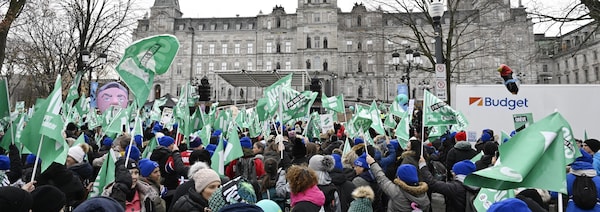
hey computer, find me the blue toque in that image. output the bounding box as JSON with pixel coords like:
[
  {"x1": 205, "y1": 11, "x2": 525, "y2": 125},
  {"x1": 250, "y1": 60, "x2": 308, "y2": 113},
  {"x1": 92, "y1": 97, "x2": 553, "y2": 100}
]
[
  {"x1": 158, "y1": 136, "x2": 175, "y2": 147},
  {"x1": 134, "y1": 135, "x2": 143, "y2": 147},
  {"x1": 354, "y1": 137, "x2": 364, "y2": 145},
  {"x1": 0, "y1": 155, "x2": 9, "y2": 170},
  {"x1": 487, "y1": 198, "x2": 531, "y2": 212},
  {"x1": 102, "y1": 137, "x2": 113, "y2": 147},
  {"x1": 152, "y1": 122, "x2": 163, "y2": 133},
  {"x1": 212, "y1": 129, "x2": 222, "y2": 137},
  {"x1": 206, "y1": 144, "x2": 217, "y2": 156},
  {"x1": 397, "y1": 164, "x2": 419, "y2": 185},
  {"x1": 138, "y1": 158, "x2": 159, "y2": 178},
  {"x1": 125, "y1": 145, "x2": 141, "y2": 160},
  {"x1": 332, "y1": 154, "x2": 343, "y2": 171},
  {"x1": 240, "y1": 136, "x2": 252, "y2": 149},
  {"x1": 452, "y1": 160, "x2": 476, "y2": 175},
  {"x1": 481, "y1": 132, "x2": 492, "y2": 142},
  {"x1": 26, "y1": 154, "x2": 39, "y2": 165},
  {"x1": 353, "y1": 153, "x2": 369, "y2": 169},
  {"x1": 189, "y1": 137, "x2": 202, "y2": 148}
]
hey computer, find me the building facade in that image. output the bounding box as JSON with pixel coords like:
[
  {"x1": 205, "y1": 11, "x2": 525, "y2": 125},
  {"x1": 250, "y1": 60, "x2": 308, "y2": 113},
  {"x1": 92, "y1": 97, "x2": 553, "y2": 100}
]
[
  {"x1": 534, "y1": 21, "x2": 600, "y2": 85},
  {"x1": 134, "y1": 0, "x2": 536, "y2": 104}
]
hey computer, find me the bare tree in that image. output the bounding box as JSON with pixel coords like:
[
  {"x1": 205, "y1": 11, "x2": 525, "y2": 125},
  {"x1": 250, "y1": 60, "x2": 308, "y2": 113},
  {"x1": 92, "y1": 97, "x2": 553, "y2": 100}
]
[
  {"x1": 4, "y1": 0, "x2": 141, "y2": 104},
  {"x1": 0, "y1": 0, "x2": 27, "y2": 73},
  {"x1": 365, "y1": 0, "x2": 534, "y2": 102}
]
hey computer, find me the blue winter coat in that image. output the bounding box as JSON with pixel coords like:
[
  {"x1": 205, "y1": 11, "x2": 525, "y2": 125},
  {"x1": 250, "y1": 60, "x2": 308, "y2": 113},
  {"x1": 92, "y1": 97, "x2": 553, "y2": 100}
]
[{"x1": 566, "y1": 161, "x2": 600, "y2": 212}]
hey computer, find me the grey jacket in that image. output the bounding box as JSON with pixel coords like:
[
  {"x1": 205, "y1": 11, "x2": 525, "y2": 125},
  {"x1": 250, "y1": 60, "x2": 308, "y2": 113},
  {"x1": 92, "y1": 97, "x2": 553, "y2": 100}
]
[{"x1": 371, "y1": 163, "x2": 431, "y2": 212}]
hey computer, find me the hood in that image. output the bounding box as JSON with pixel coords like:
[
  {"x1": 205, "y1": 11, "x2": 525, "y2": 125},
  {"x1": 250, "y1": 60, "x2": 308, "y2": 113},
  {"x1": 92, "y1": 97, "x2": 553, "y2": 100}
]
[
  {"x1": 290, "y1": 185, "x2": 326, "y2": 207},
  {"x1": 395, "y1": 180, "x2": 430, "y2": 207},
  {"x1": 358, "y1": 170, "x2": 375, "y2": 182},
  {"x1": 68, "y1": 162, "x2": 94, "y2": 179},
  {"x1": 149, "y1": 146, "x2": 170, "y2": 160},
  {"x1": 329, "y1": 169, "x2": 348, "y2": 185},
  {"x1": 315, "y1": 170, "x2": 332, "y2": 185},
  {"x1": 454, "y1": 141, "x2": 473, "y2": 150}
]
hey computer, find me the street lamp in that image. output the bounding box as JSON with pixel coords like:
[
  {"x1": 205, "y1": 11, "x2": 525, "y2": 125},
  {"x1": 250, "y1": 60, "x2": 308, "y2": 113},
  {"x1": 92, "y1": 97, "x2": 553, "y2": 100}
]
[
  {"x1": 80, "y1": 49, "x2": 108, "y2": 95},
  {"x1": 403, "y1": 47, "x2": 422, "y2": 99},
  {"x1": 429, "y1": 0, "x2": 448, "y2": 103}
]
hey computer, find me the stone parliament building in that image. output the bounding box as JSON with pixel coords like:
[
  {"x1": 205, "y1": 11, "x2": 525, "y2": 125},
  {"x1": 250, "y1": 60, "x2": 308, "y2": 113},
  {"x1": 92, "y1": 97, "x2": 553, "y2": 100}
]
[{"x1": 134, "y1": 0, "x2": 536, "y2": 104}]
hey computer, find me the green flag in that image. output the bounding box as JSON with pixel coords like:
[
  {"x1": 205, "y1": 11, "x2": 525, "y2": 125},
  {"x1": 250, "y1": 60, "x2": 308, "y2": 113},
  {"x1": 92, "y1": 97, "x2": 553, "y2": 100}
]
[
  {"x1": 64, "y1": 72, "x2": 83, "y2": 108},
  {"x1": 0, "y1": 114, "x2": 24, "y2": 150},
  {"x1": 500, "y1": 131, "x2": 511, "y2": 143},
  {"x1": 395, "y1": 111, "x2": 411, "y2": 148},
  {"x1": 234, "y1": 108, "x2": 249, "y2": 129},
  {"x1": 198, "y1": 124, "x2": 212, "y2": 147},
  {"x1": 384, "y1": 114, "x2": 397, "y2": 130},
  {"x1": 142, "y1": 136, "x2": 158, "y2": 158},
  {"x1": 428, "y1": 125, "x2": 446, "y2": 141},
  {"x1": 104, "y1": 105, "x2": 133, "y2": 136},
  {"x1": 212, "y1": 109, "x2": 231, "y2": 133},
  {"x1": 369, "y1": 101, "x2": 385, "y2": 135},
  {"x1": 389, "y1": 98, "x2": 405, "y2": 118},
  {"x1": 474, "y1": 188, "x2": 515, "y2": 211},
  {"x1": 115, "y1": 35, "x2": 180, "y2": 106},
  {"x1": 464, "y1": 112, "x2": 580, "y2": 194},
  {"x1": 351, "y1": 105, "x2": 372, "y2": 133},
  {"x1": 263, "y1": 74, "x2": 292, "y2": 116},
  {"x1": 89, "y1": 150, "x2": 116, "y2": 198},
  {"x1": 211, "y1": 135, "x2": 226, "y2": 176},
  {"x1": 322, "y1": 93, "x2": 345, "y2": 113},
  {"x1": 191, "y1": 107, "x2": 206, "y2": 132},
  {"x1": 21, "y1": 75, "x2": 68, "y2": 172},
  {"x1": 0, "y1": 78, "x2": 10, "y2": 121},
  {"x1": 342, "y1": 137, "x2": 352, "y2": 156},
  {"x1": 470, "y1": 151, "x2": 483, "y2": 162},
  {"x1": 224, "y1": 124, "x2": 243, "y2": 164},
  {"x1": 150, "y1": 97, "x2": 167, "y2": 121},
  {"x1": 247, "y1": 109, "x2": 262, "y2": 138},
  {"x1": 282, "y1": 91, "x2": 318, "y2": 124},
  {"x1": 452, "y1": 111, "x2": 470, "y2": 131},
  {"x1": 423, "y1": 90, "x2": 459, "y2": 126}
]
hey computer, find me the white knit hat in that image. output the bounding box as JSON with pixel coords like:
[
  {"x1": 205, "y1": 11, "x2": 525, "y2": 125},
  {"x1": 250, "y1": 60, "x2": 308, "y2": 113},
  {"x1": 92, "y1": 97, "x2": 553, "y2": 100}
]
[
  {"x1": 193, "y1": 169, "x2": 221, "y2": 192},
  {"x1": 68, "y1": 145, "x2": 86, "y2": 163}
]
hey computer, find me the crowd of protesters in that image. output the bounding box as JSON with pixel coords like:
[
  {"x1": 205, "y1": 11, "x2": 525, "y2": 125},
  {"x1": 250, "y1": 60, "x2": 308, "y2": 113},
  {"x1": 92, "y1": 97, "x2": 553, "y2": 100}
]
[{"x1": 0, "y1": 112, "x2": 598, "y2": 212}]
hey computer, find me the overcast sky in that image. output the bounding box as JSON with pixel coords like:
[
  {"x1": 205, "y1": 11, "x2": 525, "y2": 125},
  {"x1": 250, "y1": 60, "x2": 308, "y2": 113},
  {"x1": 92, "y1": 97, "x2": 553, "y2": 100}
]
[{"x1": 137, "y1": 0, "x2": 581, "y2": 36}]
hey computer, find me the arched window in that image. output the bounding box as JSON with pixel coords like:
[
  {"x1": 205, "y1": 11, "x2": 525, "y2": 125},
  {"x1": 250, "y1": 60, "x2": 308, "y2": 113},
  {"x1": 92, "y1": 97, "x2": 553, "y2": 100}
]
[
  {"x1": 323, "y1": 37, "x2": 328, "y2": 48},
  {"x1": 154, "y1": 84, "x2": 161, "y2": 99},
  {"x1": 323, "y1": 60, "x2": 328, "y2": 71},
  {"x1": 276, "y1": 42, "x2": 281, "y2": 53},
  {"x1": 357, "y1": 16, "x2": 362, "y2": 26},
  {"x1": 228, "y1": 88, "x2": 232, "y2": 100},
  {"x1": 307, "y1": 36, "x2": 311, "y2": 48},
  {"x1": 240, "y1": 89, "x2": 245, "y2": 99},
  {"x1": 306, "y1": 59, "x2": 312, "y2": 69},
  {"x1": 357, "y1": 42, "x2": 362, "y2": 51},
  {"x1": 314, "y1": 36, "x2": 320, "y2": 48},
  {"x1": 358, "y1": 86, "x2": 363, "y2": 97},
  {"x1": 276, "y1": 17, "x2": 281, "y2": 28},
  {"x1": 276, "y1": 62, "x2": 281, "y2": 69},
  {"x1": 358, "y1": 61, "x2": 362, "y2": 72}
]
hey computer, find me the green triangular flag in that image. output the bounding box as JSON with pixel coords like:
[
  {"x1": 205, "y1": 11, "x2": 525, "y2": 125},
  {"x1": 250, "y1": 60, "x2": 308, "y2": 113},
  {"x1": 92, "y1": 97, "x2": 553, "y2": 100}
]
[
  {"x1": 88, "y1": 150, "x2": 116, "y2": 198},
  {"x1": 142, "y1": 136, "x2": 158, "y2": 159},
  {"x1": 423, "y1": 90, "x2": 459, "y2": 126},
  {"x1": 211, "y1": 135, "x2": 226, "y2": 176},
  {"x1": 224, "y1": 124, "x2": 243, "y2": 164}
]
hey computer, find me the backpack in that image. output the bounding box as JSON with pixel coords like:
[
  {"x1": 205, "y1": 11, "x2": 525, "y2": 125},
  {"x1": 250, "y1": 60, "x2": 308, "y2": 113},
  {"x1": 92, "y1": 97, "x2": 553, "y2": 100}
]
[
  {"x1": 430, "y1": 160, "x2": 448, "y2": 181},
  {"x1": 572, "y1": 175, "x2": 598, "y2": 210},
  {"x1": 235, "y1": 157, "x2": 257, "y2": 182},
  {"x1": 463, "y1": 185, "x2": 478, "y2": 212},
  {"x1": 318, "y1": 184, "x2": 341, "y2": 212}
]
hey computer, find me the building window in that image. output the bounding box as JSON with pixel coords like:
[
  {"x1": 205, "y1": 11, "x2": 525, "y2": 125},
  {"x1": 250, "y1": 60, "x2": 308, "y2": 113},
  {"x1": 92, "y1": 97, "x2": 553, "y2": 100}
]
[
  {"x1": 222, "y1": 44, "x2": 228, "y2": 54},
  {"x1": 307, "y1": 37, "x2": 311, "y2": 48},
  {"x1": 323, "y1": 60, "x2": 328, "y2": 71},
  {"x1": 266, "y1": 42, "x2": 272, "y2": 53},
  {"x1": 347, "y1": 57, "x2": 352, "y2": 72},
  {"x1": 176, "y1": 84, "x2": 181, "y2": 96},
  {"x1": 387, "y1": 40, "x2": 394, "y2": 50},
  {"x1": 267, "y1": 21, "x2": 272, "y2": 29},
  {"x1": 276, "y1": 17, "x2": 281, "y2": 28},
  {"x1": 248, "y1": 43, "x2": 253, "y2": 54},
  {"x1": 584, "y1": 54, "x2": 588, "y2": 64},
  {"x1": 313, "y1": 13, "x2": 320, "y2": 22},
  {"x1": 358, "y1": 61, "x2": 362, "y2": 72},
  {"x1": 542, "y1": 64, "x2": 548, "y2": 73},
  {"x1": 314, "y1": 36, "x2": 320, "y2": 48},
  {"x1": 367, "y1": 40, "x2": 373, "y2": 51},
  {"x1": 323, "y1": 38, "x2": 328, "y2": 48},
  {"x1": 565, "y1": 60, "x2": 569, "y2": 69},
  {"x1": 197, "y1": 44, "x2": 202, "y2": 54},
  {"x1": 248, "y1": 23, "x2": 254, "y2": 29},
  {"x1": 357, "y1": 42, "x2": 362, "y2": 51},
  {"x1": 594, "y1": 51, "x2": 598, "y2": 60},
  {"x1": 276, "y1": 42, "x2": 281, "y2": 53},
  {"x1": 574, "y1": 56, "x2": 578, "y2": 66},
  {"x1": 196, "y1": 62, "x2": 202, "y2": 75},
  {"x1": 566, "y1": 74, "x2": 570, "y2": 84},
  {"x1": 346, "y1": 41, "x2": 352, "y2": 51},
  {"x1": 198, "y1": 24, "x2": 204, "y2": 30},
  {"x1": 276, "y1": 62, "x2": 281, "y2": 69},
  {"x1": 209, "y1": 62, "x2": 214, "y2": 71},
  {"x1": 595, "y1": 66, "x2": 600, "y2": 81},
  {"x1": 234, "y1": 62, "x2": 240, "y2": 69},
  {"x1": 209, "y1": 44, "x2": 215, "y2": 54},
  {"x1": 306, "y1": 59, "x2": 311, "y2": 69},
  {"x1": 266, "y1": 61, "x2": 272, "y2": 70},
  {"x1": 223, "y1": 24, "x2": 229, "y2": 30},
  {"x1": 221, "y1": 62, "x2": 227, "y2": 70},
  {"x1": 285, "y1": 42, "x2": 291, "y2": 52},
  {"x1": 176, "y1": 62, "x2": 182, "y2": 74},
  {"x1": 154, "y1": 84, "x2": 161, "y2": 99},
  {"x1": 211, "y1": 24, "x2": 216, "y2": 30},
  {"x1": 236, "y1": 23, "x2": 241, "y2": 30},
  {"x1": 358, "y1": 86, "x2": 363, "y2": 97},
  {"x1": 584, "y1": 69, "x2": 589, "y2": 83},
  {"x1": 367, "y1": 59, "x2": 374, "y2": 72},
  {"x1": 357, "y1": 16, "x2": 362, "y2": 26},
  {"x1": 247, "y1": 61, "x2": 253, "y2": 70},
  {"x1": 575, "y1": 71, "x2": 579, "y2": 83},
  {"x1": 235, "y1": 43, "x2": 240, "y2": 54},
  {"x1": 285, "y1": 61, "x2": 291, "y2": 70}
]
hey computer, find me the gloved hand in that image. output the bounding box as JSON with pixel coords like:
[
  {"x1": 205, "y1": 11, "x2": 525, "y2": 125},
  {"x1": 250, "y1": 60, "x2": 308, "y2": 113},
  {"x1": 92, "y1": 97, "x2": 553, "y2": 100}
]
[{"x1": 114, "y1": 158, "x2": 132, "y2": 188}]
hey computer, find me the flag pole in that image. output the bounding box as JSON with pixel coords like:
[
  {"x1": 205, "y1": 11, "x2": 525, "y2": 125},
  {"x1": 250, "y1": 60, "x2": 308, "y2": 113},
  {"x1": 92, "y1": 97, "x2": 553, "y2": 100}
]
[
  {"x1": 421, "y1": 89, "x2": 426, "y2": 157},
  {"x1": 4, "y1": 77, "x2": 15, "y2": 146},
  {"x1": 30, "y1": 136, "x2": 44, "y2": 182},
  {"x1": 124, "y1": 104, "x2": 139, "y2": 166},
  {"x1": 558, "y1": 194, "x2": 563, "y2": 212}
]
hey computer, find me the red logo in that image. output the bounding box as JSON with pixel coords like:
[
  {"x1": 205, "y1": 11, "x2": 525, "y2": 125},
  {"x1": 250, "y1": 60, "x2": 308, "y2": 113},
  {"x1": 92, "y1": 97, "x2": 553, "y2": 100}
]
[{"x1": 469, "y1": 97, "x2": 483, "y2": 106}]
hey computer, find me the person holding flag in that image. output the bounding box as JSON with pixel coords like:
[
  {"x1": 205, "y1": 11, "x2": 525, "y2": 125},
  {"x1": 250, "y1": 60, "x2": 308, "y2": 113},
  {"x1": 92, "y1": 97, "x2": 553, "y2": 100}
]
[{"x1": 150, "y1": 136, "x2": 189, "y2": 207}]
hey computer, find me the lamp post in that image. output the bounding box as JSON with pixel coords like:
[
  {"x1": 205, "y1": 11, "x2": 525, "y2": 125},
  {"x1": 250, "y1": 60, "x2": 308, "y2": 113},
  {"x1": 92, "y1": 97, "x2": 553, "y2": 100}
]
[
  {"x1": 402, "y1": 47, "x2": 422, "y2": 99},
  {"x1": 80, "y1": 49, "x2": 107, "y2": 94},
  {"x1": 392, "y1": 52, "x2": 400, "y2": 100},
  {"x1": 429, "y1": 0, "x2": 448, "y2": 104}
]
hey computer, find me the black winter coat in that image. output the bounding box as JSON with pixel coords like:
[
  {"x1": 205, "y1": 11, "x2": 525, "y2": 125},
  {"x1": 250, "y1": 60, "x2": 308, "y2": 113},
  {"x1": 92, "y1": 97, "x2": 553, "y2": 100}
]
[
  {"x1": 150, "y1": 146, "x2": 189, "y2": 190},
  {"x1": 420, "y1": 166, "x2": 478, "y2": 212},
  {"x1": 330, "y1": 169, "x2": 356, "y2": 212},
  {"x1": 171, "y1": 187, "x2": 210, "y2": 212}
]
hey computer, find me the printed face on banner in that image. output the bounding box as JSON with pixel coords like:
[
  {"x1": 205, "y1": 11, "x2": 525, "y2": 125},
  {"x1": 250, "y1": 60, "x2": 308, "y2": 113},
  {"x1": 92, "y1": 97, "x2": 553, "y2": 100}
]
[{"x1": 97, "y1": 82, "x2": 129, "y2": 113}]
